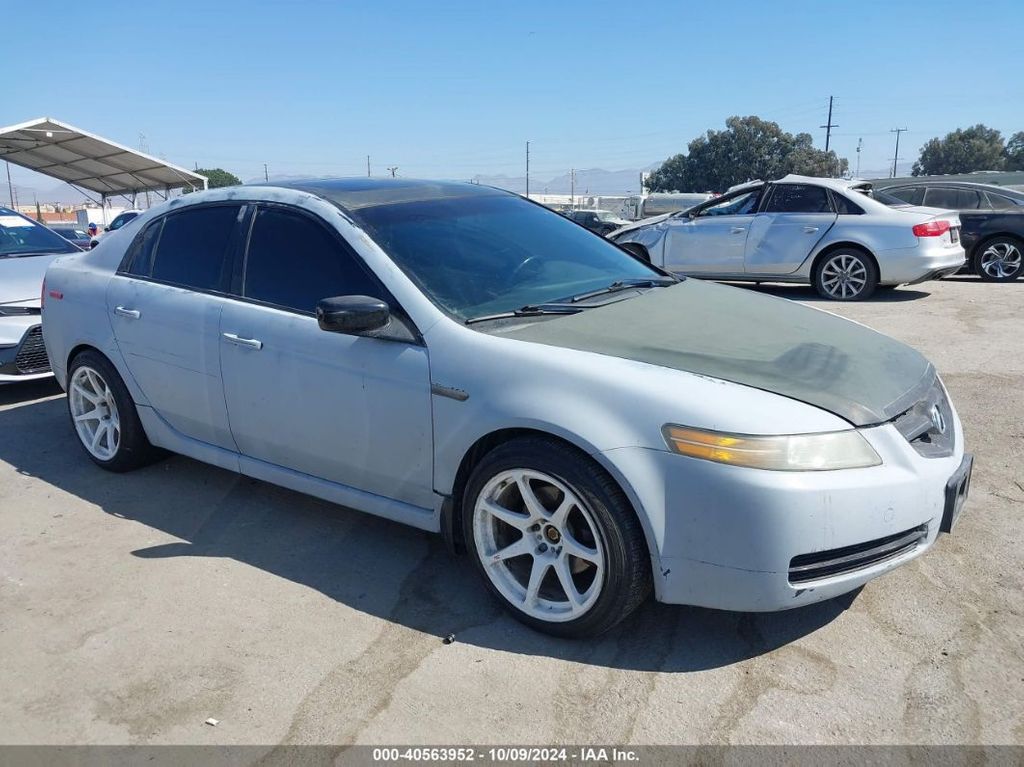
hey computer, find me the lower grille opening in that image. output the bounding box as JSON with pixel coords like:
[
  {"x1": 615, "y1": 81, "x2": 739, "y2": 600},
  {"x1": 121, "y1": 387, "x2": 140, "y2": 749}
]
[
  {"x1": 14, "y1": 326, "x2": 51, "y2": 375},
  {"x1": 789, "y1": 524, "x2": 928, "y2": 585}
]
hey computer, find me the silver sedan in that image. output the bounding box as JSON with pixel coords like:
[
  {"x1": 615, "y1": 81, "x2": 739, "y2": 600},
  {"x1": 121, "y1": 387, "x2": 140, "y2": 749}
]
[{"x1": 610, "y1": 175, "x2": 966, "y2": 300}]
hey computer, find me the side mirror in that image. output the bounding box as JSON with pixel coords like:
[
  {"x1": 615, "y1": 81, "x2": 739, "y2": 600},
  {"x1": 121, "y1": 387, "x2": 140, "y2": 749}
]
[
  {"x1": 316, "y1": 295, "x2": 390, "y2": 335},
  {"x1": 104, "y1": 226, "x2": 110, "y2": 232}
]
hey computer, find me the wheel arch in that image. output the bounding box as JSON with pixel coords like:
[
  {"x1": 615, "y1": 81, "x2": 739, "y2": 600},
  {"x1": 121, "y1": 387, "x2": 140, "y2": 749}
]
[
  {"x1": 810, "y1": 241, "x2": 879, "y2": 280},
  {"x1": 970, "y1": 231, "x2": 1024, "y2": 258},
  {"x1": 439, "y1": 426, "x2": 663, "y2": 591}
]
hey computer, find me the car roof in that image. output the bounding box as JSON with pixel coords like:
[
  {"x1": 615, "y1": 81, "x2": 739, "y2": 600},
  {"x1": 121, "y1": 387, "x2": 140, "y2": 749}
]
[
  {"x1": 269, "y1": 177, "x2": 508, "y2": 212},
  {"x1": 880, "y1": 180, "x2": 1024, "y2": 197}
]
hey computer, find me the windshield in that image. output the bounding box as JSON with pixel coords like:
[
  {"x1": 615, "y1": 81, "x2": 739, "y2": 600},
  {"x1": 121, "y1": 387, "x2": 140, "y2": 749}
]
[
  {"x1": 0, "y1": 211, "x2": 80, "y2": 257},
  {"x1": 352, "y1": 194, "x2": 665, "y2": 320}
]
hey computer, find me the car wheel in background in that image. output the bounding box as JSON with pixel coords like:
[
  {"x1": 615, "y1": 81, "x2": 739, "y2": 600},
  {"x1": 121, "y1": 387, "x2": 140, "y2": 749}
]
[
  {"x1": 67, "y1": 350, "x2": 161, "y2": 472},
  {"x1": 813, "y1": 249, "x2": 878, "y2": 301},
  {"x1": 463, "y1": 436, "x2": 651, "y2": 638},
  {"x1": 974, "y1": 236, "x2": 1023, "y2": 282}
]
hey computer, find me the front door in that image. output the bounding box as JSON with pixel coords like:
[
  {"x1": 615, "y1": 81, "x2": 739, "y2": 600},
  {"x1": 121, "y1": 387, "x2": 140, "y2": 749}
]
[
  {"x1": 106, "y1": 204, "x2": 245, "y2": 450},
  {"x1": 744, "y1": 184, "x2": 837, "y2": 275},
  {"x1": 662, "y1": 188, "x2": 761, "y2": 275},
  {"x1": 218, "y1": 204, "x2": 434, "y2": 509}
]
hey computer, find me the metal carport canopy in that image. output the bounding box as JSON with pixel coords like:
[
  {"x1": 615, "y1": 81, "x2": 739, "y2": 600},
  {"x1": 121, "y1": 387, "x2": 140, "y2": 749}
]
[{"x1": 0, "y1": 116, "x2": 207, "y2": 200}]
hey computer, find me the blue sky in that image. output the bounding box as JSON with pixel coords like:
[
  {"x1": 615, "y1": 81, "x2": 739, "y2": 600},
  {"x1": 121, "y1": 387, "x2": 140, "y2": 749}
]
[{"x1": 3, "y1": 0, "x2": 1023, "y2": 193}]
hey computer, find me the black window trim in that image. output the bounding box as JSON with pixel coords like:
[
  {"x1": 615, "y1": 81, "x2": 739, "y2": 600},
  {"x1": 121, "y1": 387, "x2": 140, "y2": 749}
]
[{"x1": 234, "y1": 201, "x2": 423, "y2": 345}]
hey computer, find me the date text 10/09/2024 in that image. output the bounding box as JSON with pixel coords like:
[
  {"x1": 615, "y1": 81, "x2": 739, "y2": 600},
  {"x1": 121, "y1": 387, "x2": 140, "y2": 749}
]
[{"x1": 372, "y1": 747, "x2": 640, "y2": 762}]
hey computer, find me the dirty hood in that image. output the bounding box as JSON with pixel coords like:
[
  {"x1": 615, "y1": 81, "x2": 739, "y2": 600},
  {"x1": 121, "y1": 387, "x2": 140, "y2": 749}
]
[
  {"x1": 0, "y1": 254, "x2": 60, "y2": 306},
  {"x1": 495, "y1": 280, "x2": 933, "y2": 426}
]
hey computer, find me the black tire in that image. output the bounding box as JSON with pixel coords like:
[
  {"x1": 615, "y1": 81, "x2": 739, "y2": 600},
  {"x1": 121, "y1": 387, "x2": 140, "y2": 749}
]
[
  {"x1": 462, "y1": 436, "x2": 651, "y2": 638},
  {"x1": 813, "y1": 248, "x2": 878, "y2": 301},
  {"x1": 619, "y1": 242, "x2": 651, "y2": 263},
  {"x1": 67, "y1": 349, "x2": 162, "y2": 472},
  {"x1": 972, "y1": 235, "x2": 1023, "y2": 282}
]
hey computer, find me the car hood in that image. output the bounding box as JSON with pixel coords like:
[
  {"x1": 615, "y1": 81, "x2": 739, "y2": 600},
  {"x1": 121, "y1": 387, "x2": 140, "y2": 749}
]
[
  {"x1": 493, "y1": 279, "x2": 932, "y2": 427},
  {"x1": 608, "y1": 213, "x2": 674, "y2": 238},
  {"x1": 0, "y1": 254, "x2": 61, "y2": 305}
]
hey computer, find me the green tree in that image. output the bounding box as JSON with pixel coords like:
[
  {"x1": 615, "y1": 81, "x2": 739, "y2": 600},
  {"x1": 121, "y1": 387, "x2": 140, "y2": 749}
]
[
  {"x1": 183, "y1": 167, "x2": 241, "y2": 193},
  {"x1": 646, "y1": 116, "x2": 848, "y2": 193},
  {"x1": 1004, "y1": 131, "x2": 1024, "y2": 171},
  {"x1": 911, "y1": 125, "x2": 1006, "y2": 176}
]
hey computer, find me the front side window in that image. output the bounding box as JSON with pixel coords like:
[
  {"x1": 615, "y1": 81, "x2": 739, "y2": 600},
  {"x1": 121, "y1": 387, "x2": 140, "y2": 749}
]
[
  {"x1": 351, "y1": 193, "x2": 664, "y2": 321},
  {"x1": 696, "y1": 190, "x2": 760, "y2": 217},
  {"x1": 140, "y1": 205, "x2": 241, "y2": 291},
  {"x1": 242, "y1": 206, "x2": 383, "y2": 313},
  {"x1": 763, "y1": 184, "x2": 832, "y2": 214}
]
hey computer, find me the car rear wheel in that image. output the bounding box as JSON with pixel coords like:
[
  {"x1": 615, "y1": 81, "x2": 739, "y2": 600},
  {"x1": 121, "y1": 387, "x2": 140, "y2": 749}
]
[
  {"x1": 463, "y1": 437, "x2": 651, "y2": 638},
  {"x1": 813, "y1": 249, "x2": 878, "y2": 301},
  {"x1": 67, "y1": 350, "x2": 161, "y2": 472},
  {"x1": 974, "y1": 236, "x2": 1023, "y2": 282}
]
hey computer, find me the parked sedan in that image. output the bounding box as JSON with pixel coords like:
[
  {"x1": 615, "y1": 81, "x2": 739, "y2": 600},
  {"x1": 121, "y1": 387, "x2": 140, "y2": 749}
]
[
  {"x1": 47, "y1": 222, "x2": 92, "y2": 250},
  {"x1": 0, "y1": 207, "x2": 80, "y2": 383},
  {"x1": 566, "y1": 209, "x2": 630, "y2": 236},
  {"x1": 875, "y1": 180, "x2": 1024, "y2": 211},
  {"x1": 610, "y1": 175, "x2": 965, "y2": 300},
  {"x1": 42, "y1": 179, "x2": 971, "y2": 637}
]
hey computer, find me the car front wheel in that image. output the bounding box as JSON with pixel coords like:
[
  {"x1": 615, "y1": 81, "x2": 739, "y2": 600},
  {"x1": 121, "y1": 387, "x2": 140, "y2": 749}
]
[
  {"x1": 67, "y1": 350, "x2": 161, "y2": 472},
  {"x1": 813, "y1": 250, "x2": 878, "y2": 301},
  {"x1": 463, "y1": 437, "x2": 651, "y2": 638},
  {"x1": 974, "y1": 236, "x2": 1023, "y2": 282}
]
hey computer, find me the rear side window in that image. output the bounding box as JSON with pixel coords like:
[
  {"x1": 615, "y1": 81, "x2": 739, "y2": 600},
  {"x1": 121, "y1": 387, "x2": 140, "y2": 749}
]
[
  {"x1": 763, "y1": 184, "x2": 832, "y2": 213},
  {"x1": 831, "y1": 193, "x2": 864, "y2": 215},
  {"x1": 242, "y1": 206, "x2": 383, "y2": 314},
  {"x1": 886, "y1": 187, "x2": 924, "y2": 205},
  {"x1": 924, "y1": 187, "x2": 981, "y2": 210},
  {"x1": 144, "y1": 205, "x2": 242, "y2": 291},
  {"x1": 984, "y1": 192, "x2": 1017, "y2": 209}
]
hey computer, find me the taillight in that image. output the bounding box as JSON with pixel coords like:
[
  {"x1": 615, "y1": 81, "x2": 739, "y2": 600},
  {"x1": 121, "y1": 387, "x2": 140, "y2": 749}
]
[{"x1": 912, "y1": 220, "x2": 951, "y2": 237}]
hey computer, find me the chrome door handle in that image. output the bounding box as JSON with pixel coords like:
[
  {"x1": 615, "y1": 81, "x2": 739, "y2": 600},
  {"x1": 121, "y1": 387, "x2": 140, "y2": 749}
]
[
  {"x1": 730, "y1": 227, "x2": 746, "y2": 234},
  {"x1": 222, "y1": 332, "x2": 263, "y2": 350},
  {"x1": 114, "y1": 306, "x2": 140, "y2": 319},
  {"x1": 803, "y1": 226, "x2": 820, "y2": 233}
]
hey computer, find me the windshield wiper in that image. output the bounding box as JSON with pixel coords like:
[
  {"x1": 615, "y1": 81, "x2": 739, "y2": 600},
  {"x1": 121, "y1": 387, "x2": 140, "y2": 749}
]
[
  {"x1": 566, "y1": 277, "x2": 678, "y2": 303},
  {"x1": 465, "y1": 304, "x2": 582, "y2": 325}
]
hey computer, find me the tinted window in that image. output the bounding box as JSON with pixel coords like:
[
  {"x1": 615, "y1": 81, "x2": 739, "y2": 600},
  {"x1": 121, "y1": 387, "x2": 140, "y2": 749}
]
[
  {"x1": 697, "y1": 190, "x2": 760, "y2": 217},
  {"x1": 985, "y1": 192, "x2": 1018, "y2": 209},
  {"x1": 148, "y1": 205, "x2": 240, "y2": 290},
  {"x1": 886, "y1": 187, "x2": 924, "y2": 205},
  {"x1": 243, "y1": 206, "x2": 382, "y2": 313},
  {"x1": 764, "y1": 184, "x2": 832, "y2": 213},
  {"x1": 832, "y1": 193, "x2": 864, "y2": 215},
  {"x1": 924, "y1": 187, "x2": 981, "y2": 210},
  {"x1": 351, "y1": 193, "x2": 663, "y2": 320}
]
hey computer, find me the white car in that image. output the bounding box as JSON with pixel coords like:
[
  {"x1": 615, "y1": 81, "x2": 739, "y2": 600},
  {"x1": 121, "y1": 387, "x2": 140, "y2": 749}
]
[
  {"x1": 610, "y1": 175, "x2": 966, "y2": 300},
  {"x1": 0, "y1": 206, "x2": 81, "y2": 383},
  {"x1": 42, "y1": 179, "x2": 972, "y2": 637}
]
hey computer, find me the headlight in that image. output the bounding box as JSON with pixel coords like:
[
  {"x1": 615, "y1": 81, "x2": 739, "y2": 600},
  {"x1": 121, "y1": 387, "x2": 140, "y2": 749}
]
[{"x1": 662, "y1": 425, "x2": 881, "y2": 471}]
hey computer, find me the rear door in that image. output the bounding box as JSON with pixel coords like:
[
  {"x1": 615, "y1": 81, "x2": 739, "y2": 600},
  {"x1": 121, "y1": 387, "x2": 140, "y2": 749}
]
[
  {"x1": 661, "y1": 187, "x2": 761, "y2": 274},
  {"x1": 218, "y1": 204, "x2": 434, "y2": 509},
  {"x1": 106, "y1": 204, "x2": 246, "y2": 449},
  {"x1": 744, "y1": 183, "x2": 837, "y2": 274}
]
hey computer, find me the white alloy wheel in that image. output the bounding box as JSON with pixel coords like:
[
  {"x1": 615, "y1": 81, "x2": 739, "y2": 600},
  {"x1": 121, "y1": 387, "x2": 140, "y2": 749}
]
[
  {"x1": 979, "y1": 240, "x2": 1022, "y2": 280},
  {"x1": 820, "y1": 253, "x2": 869, "y2": 299},
  {"x1": 69, "y1": 365, "x2": 121, "y2": 461},
  {"x1": 472, "y1": 469, "x2": 606, "y2": 623}
]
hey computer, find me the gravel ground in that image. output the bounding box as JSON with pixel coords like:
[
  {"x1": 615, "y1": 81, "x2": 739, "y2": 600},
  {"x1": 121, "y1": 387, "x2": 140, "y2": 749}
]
[{"x1": 0, "y1": 276, "x2": 1021, "y2": 746}]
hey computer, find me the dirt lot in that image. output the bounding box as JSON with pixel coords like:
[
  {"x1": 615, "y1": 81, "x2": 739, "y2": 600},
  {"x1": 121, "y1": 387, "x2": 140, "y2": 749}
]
[{"x1": 1, "y1": 276, "x2": 1021, "y2": 746}]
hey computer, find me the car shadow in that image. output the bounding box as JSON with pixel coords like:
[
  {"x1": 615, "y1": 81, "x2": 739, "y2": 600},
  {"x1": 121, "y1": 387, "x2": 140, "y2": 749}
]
[
  {"x1": 719, "y1": 282, "x2": 932, "y2": 302},
  {"x1": 0, "y1": 395, "x2": 857, "y2": 672},
  {"x1": 0, "y1": 378, "x2": 64, "y2": 407}
]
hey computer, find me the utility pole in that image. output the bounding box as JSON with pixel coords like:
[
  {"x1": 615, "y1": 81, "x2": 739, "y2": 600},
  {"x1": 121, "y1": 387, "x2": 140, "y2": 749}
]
[
  {"x1": 570, "y1": 169, "x2": 575, "y2": 210},
  {"x1": 5, "y1": 161, "x2": 13, "y2": 209},
  {"x1": 855, "y1": 138, "x2": 862, "y2": 177},
  {"x1": 525, "y1": 141, "x2": 530, "y2": 199},
  {"x1": 139, "y1": 133, "x2": 151, "y2": 208},
  {"x1": 387, "y1": 166, "x2": 398, "y2": 178},
  {"x1": 890, "y1": 127, "x2": 908, "y2": 178},
  {"x1": 820, "y1": 96, "x2": 838, "y2": 153},
  {"x1": 367, "y1": 156, "x2": 371, "y2": 178},
  {"x1": 264, "y1": 163, "x2": 269, "y2": 182}
]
